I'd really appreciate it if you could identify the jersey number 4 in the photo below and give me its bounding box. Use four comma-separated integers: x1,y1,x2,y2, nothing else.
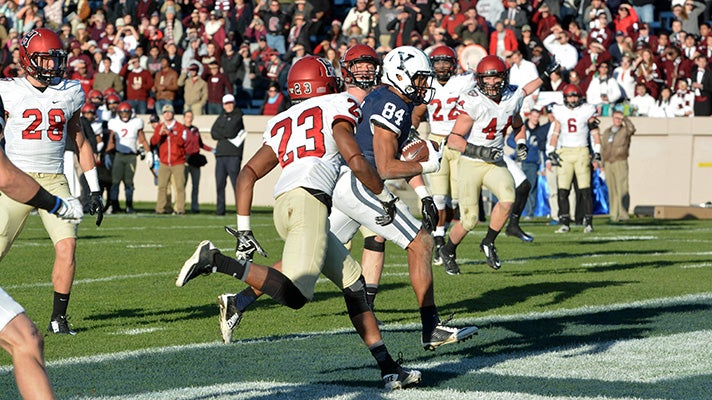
21,108,66,141
481,116,512,140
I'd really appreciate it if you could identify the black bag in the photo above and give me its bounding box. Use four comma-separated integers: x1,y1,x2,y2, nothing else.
186,153,208,167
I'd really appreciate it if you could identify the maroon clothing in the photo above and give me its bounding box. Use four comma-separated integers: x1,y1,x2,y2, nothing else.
662,57,694,89
151,121,187,166
206,72,233,105
184,125,213,155
122,68,154,102
574,50,612,81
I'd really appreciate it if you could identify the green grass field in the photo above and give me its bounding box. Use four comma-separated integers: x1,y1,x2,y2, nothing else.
1,205,711,399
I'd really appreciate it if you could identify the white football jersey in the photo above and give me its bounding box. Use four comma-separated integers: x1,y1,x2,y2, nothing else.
458,85,525,159
0,78,84,173
426,72,475,135
263,92,362,198
108,117,144,154
551,103,597,148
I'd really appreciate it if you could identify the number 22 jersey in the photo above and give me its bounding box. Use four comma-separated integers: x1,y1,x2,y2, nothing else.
0,78,85,174
263,92,361,198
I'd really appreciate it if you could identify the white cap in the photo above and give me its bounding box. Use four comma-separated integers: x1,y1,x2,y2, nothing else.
222,94,235,104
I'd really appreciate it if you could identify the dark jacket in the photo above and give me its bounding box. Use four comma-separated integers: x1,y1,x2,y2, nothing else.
211,108,245,157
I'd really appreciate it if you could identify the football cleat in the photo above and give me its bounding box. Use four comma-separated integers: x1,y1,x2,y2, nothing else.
47,315,76,335
505,225,534,242
217,294,243,343
176,240,218,287
480,240,501,270
432,236,445,265
422,315,478,351
584,224,594,233
555,225,571,233
383,366,422,390
438,246,460,275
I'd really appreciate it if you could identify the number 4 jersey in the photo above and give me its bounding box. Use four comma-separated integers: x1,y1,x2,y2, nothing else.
457,84,525,157
0,78,85,174
263,92,362,199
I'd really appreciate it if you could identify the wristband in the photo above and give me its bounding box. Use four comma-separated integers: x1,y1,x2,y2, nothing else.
375,188,394,202
592,143,601,154
516,139,526,145
546,145,555,155
84,167,100,192
237,214,251,231
25,187,59,212
414,185,430,200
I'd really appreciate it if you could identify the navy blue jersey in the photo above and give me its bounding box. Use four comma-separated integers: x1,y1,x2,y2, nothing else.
355,86,414,169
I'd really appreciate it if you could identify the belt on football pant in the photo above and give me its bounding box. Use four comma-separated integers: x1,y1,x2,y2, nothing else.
302,187,332,215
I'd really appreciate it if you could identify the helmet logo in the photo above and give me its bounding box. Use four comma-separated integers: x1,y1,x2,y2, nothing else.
395,51,415,72
21,30,38,48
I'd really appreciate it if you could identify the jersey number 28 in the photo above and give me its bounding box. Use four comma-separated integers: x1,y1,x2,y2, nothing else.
21,108,66,141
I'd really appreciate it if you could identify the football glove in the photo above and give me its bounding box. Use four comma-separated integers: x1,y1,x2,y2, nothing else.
548,151,562,167
138,146,146,160
89,191,104,227
419,139,442,174
464,143,503,162
541,56,560,79
375,196,399,226
593,152,602,162
225,226,268,261
421,196,438,232
53,197,83,225
516,143,528,161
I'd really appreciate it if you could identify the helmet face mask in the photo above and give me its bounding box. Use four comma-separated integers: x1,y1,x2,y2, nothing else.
382,46,436,105
475,55,509,100
562,84,583,108
341,44,381,90
19,28,67,86
117,102,132,122
429,45,457,82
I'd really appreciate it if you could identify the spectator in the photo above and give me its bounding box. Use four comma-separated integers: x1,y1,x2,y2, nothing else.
600,111,635,223
583,0,612,30
670,79,695,117
609,30,629,66
490,21,518,59
633,47,662,98
376,0,399,48
259,82,289,115
220,42,241,89
661,46,693,90
586,61,622,115
613,3,638,35
669,20,685,48
681,34,699,60
263,50,288,89
519,24,543,59
588,13,614,49
477,0,505,28
160,7,183,46
105,43,127,73
163,42,182,73
532,3,558,42
631,0,655,25
544,69,565,91
255,0,289,55
457,11,489,49
153,56,180,113
210,94,245,216
181,38,207,72
700,34,712,60
567,20,588,53
151,104,187,215
508,50,540,112
122,55,154,115
287,13,311,53
182,110,213,214
114,24,140,56
614,56,637,100
204,10,228,48
691,54,712,115
178,62,208,116
634,23,657,52
70,59,94,95
499,0,528,38
235,43,257,100
387,2,417,48
630,82,656,115
674,1,705,37
244,15,268,43
93,56,124,95
649,86,675,117
575,41,612,82
205,62,233,115
342,0,373,39
544,26,578,71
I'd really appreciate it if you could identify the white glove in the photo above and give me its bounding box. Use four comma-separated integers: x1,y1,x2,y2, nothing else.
419,140,442,174
227,129,248,148
54,197,83,224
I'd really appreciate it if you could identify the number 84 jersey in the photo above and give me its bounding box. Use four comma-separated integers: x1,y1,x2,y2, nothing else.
263,92,361,199
457,85,525,154
0,78,84,174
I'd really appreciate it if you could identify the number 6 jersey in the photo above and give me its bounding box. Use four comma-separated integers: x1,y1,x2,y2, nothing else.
0,78,84,173
263,92,361,198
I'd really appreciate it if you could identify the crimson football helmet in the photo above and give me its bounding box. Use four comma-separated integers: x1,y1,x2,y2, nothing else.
562,84,583,108
117,102,133,121
340,44,381,90
103,87,118,98
475,55,509,100
105,93,121,107
429,45,457,82
88,89,103,105
81,103,96,114
19,28,67,86
287,56,339,103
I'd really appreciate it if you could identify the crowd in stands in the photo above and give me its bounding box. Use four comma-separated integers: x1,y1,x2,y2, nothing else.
1,0,711,118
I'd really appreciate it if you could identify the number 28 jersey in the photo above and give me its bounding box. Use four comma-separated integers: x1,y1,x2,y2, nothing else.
0,78,85,174
263,92,361,198
457,84,525,159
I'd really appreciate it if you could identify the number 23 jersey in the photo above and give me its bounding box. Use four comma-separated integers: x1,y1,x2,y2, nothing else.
457,85,525,156
0,78,85,174
263,92,361,198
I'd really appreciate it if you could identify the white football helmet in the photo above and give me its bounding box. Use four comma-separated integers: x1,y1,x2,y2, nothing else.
381,46,435,105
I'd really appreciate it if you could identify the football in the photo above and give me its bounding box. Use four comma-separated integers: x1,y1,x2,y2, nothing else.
401,139,440,162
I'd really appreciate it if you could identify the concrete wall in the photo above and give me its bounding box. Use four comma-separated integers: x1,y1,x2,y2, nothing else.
126,115,712,210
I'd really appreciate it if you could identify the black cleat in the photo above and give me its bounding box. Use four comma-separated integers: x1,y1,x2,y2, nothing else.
438,246,460,275
480,240,501,270
176,240,218,287
47,315,76,335
505,225,534,242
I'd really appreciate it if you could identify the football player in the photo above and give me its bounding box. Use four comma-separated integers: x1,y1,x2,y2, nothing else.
547,84,601,233
176,56,421,390
0,96,82,399
442,55,559,271
0,28,104,335
328,46,479,351
105,102,149,214
412,45,474,273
